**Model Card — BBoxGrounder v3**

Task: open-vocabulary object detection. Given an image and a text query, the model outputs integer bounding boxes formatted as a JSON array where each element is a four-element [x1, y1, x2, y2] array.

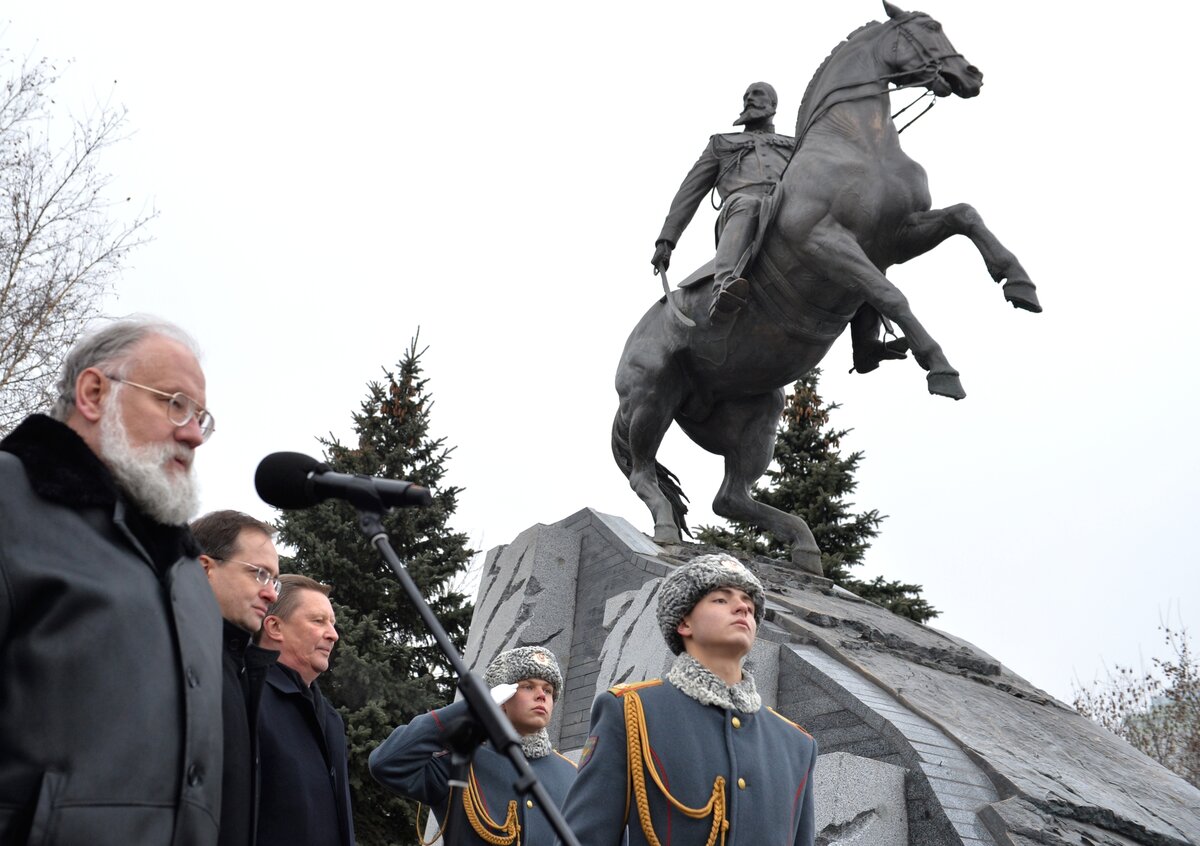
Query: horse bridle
[[887, 14, 967, 132], [795, 14, 964, 145]]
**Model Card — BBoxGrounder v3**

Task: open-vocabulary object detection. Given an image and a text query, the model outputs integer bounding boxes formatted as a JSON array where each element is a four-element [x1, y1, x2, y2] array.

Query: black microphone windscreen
[[255, 451, 327, 509]]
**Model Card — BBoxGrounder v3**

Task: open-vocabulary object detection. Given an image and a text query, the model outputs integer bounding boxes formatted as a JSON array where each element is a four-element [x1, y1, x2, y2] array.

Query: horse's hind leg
[[895, 205, 1041, 312], [806, 223, 966, 399], [680, 389, 823, 575], [614, 375, 687, 544]]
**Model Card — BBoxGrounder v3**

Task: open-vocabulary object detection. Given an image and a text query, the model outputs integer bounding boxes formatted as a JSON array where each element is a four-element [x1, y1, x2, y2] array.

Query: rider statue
[[652, 82, 909, 372], [651, 82, 790, 324]]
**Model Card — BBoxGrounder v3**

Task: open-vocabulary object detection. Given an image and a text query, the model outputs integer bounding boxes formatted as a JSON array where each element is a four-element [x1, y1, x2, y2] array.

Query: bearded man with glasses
[[191, 510, 285, 846], [0, 316, 223, 845]]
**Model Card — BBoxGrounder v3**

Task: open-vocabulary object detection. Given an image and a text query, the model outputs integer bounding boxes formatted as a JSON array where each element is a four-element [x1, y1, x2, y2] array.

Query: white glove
[[490, 683, 517, 706]]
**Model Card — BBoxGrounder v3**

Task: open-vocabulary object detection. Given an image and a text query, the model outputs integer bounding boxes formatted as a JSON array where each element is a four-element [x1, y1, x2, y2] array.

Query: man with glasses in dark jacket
[[192, 510, 283, 846], [0, 316, 223, 845]]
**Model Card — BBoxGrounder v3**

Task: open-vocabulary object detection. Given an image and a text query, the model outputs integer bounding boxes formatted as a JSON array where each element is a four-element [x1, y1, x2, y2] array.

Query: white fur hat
[[656, 554, 765, 655], [483, 646, 564, 694]]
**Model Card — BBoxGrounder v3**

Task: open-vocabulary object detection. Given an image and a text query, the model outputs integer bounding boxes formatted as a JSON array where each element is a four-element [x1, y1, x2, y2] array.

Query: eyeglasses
[[212, 557, 282, 594], [105, 375, 215, 441]]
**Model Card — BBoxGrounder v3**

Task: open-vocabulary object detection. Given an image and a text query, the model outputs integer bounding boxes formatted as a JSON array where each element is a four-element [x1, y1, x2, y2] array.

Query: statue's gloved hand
[[651, 241, 673, 274], [490, 683, 518, 706]]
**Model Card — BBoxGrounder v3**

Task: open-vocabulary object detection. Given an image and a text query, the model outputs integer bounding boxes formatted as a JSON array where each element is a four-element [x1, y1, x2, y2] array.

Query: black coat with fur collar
[[0, 415, 223, 845]]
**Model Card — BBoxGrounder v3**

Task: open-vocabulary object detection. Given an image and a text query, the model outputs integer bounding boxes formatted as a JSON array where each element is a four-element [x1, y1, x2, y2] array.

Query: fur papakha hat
[[657, 554, 766, 655], [483, 646, 564, 695]]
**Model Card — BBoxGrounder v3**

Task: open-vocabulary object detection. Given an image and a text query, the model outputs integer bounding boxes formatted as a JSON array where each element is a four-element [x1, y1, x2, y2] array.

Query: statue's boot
[[851, 337, 910, 374], [709, 277, 749, 323]]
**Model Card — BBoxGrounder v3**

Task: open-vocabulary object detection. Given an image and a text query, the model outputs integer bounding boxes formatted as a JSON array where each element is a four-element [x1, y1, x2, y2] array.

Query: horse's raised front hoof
[[1003, 279, 1042, 313], [791, 547, 824, 577], [927, 371, 966, 400], [653, 523, 682, 545]]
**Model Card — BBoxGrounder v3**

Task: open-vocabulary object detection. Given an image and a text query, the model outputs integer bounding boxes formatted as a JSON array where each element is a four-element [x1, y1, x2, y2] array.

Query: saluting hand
[[489, 683, 517, 706]]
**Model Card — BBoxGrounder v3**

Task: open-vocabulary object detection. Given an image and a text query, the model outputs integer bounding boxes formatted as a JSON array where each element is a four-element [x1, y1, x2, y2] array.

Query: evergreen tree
[[276, 337, 474, 844], [697, 369, 937, 623]]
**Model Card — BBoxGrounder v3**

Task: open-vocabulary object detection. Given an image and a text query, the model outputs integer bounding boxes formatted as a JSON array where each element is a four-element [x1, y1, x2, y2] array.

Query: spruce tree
[[275, 336, 474, 845], [696, 369, 937, 623]]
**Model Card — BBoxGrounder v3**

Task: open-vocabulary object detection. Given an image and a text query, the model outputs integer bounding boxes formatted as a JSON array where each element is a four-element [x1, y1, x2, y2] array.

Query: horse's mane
[[795, 20, 883, 141]]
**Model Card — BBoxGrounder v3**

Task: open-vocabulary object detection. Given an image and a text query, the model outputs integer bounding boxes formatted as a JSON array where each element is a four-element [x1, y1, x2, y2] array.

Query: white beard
[[99, 396, 200, 526]]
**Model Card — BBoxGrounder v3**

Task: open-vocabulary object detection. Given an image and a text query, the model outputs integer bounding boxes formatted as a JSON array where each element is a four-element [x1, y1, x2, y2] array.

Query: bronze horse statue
[[612, 2, 1041, 575]]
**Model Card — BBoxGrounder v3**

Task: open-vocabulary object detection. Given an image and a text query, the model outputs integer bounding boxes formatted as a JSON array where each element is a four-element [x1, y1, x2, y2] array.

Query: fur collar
[[0, 414, 118, 508], [520, 728, 553, 759], [667, 653, 761, 713]]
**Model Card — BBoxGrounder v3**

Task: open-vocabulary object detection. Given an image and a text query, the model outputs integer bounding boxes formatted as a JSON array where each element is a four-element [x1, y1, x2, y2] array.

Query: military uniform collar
[[519, 728, 553, 759], [667, 652, 762, 713]]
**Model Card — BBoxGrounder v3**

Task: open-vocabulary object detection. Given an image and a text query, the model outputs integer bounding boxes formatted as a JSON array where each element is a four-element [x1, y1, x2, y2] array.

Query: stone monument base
[[461, 508, 1199, 846]]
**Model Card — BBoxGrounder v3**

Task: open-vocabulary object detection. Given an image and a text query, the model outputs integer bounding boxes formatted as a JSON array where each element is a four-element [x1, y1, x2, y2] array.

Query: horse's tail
[[610, 411, 692, 537]]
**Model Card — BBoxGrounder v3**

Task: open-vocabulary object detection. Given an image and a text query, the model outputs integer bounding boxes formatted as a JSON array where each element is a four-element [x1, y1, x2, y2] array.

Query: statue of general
[[614, 4, 1041, 573], [651, 82, 793, 323], [651, 83, 910, 372]]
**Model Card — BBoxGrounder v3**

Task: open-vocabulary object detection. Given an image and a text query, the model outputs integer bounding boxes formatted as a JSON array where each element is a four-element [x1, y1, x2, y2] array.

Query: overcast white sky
[[5, 1, 1197, 705]]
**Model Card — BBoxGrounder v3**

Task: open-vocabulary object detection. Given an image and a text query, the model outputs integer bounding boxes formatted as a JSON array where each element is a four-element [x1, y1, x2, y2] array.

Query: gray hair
[[50, 316, 200, 421]]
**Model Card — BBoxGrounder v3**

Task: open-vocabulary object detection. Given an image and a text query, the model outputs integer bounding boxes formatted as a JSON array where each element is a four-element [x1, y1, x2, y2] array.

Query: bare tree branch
[[1073, 621, 1200, 788], [0, 45, 156, 434]]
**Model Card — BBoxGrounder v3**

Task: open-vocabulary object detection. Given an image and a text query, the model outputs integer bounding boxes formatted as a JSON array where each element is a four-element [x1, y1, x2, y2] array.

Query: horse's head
[[882, 2, 983, 98]]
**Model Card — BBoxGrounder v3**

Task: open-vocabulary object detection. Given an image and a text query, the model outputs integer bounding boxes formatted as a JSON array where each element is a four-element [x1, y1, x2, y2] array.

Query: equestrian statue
[[613, 2, 1041, 575]]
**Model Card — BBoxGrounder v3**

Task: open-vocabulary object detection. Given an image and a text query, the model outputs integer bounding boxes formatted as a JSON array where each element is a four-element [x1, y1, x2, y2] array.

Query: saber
[[655, 267, 696, 328]]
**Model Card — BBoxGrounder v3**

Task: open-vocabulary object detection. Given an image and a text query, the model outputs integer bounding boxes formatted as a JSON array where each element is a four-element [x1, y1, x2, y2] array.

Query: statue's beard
[[99, 393, 200, 526], [733, 105, 776, 127]]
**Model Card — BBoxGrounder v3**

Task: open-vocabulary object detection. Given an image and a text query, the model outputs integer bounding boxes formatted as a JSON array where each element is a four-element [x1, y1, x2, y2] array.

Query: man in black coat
[[191, 510, 283, 846], [255, 574, 355, 846], [0, 317, 223, 845]]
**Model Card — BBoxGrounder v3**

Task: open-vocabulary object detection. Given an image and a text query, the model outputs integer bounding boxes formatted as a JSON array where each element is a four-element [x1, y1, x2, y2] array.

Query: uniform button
[[186, 667, 199, 688], [731, 717, 741, 728], [737, 778, 746, 790], [526, 800, 534, 809], [187, 764, 204, 786]]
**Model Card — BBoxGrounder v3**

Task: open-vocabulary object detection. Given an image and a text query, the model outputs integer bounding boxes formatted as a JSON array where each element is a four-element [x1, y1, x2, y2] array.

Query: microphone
[[255, 452, 433, 511]]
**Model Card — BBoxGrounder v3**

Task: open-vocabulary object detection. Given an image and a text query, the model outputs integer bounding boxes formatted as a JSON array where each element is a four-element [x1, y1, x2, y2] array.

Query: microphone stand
[[354, 505, 581, 846]]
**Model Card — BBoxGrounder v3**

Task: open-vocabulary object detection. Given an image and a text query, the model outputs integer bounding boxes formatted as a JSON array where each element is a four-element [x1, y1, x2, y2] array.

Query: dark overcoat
[[255, 664, 355, 846], [217, 619, 278, 846], [369, 699, 577, 846], [0, 415, 223, 845]]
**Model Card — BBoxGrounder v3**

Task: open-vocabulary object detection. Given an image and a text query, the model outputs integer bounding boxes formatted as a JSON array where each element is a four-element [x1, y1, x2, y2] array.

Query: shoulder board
[[608, 679, 663, 697], [711, 133, 754, 149], [766, 133, 797, 146], [767, 707, 813, 738], [554, 750, 579, 768]]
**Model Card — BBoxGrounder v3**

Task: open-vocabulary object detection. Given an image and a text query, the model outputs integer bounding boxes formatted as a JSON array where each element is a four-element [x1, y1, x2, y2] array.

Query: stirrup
[[709, 277, 749, 318]]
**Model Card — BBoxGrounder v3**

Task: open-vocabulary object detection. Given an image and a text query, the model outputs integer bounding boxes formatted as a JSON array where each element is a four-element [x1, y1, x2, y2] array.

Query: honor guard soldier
[[370, 646, 577, 845], [560, 554, 818, 846]]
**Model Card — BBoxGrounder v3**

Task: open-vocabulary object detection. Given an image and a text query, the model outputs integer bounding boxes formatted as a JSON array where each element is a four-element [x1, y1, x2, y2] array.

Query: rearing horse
[[612, 2, 1040, 575]]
